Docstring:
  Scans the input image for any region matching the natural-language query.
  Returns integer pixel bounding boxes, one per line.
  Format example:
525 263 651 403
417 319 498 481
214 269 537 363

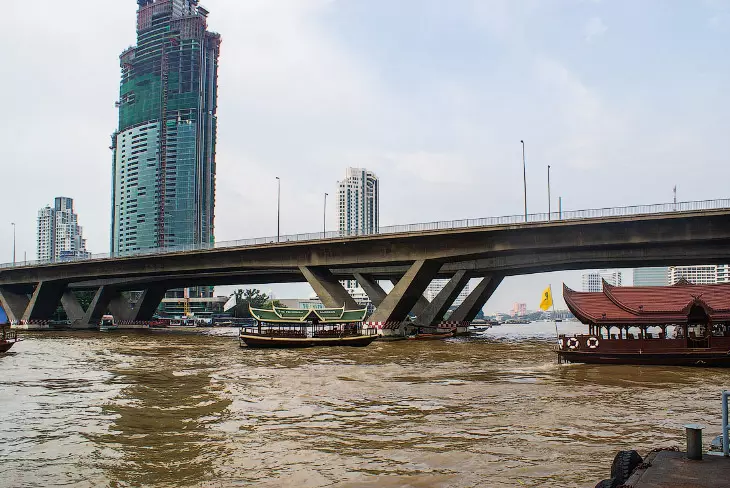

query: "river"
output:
0 322 727 487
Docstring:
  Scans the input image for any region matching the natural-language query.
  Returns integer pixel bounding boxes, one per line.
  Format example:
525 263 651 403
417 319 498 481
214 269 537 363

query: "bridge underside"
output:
2 210 730 325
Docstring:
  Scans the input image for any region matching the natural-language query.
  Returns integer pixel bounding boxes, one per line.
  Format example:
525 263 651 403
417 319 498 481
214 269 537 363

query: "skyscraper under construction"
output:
111 0 221 255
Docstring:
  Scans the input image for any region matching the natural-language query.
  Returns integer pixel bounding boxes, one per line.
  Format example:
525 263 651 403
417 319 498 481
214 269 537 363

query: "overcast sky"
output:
2 1 729 314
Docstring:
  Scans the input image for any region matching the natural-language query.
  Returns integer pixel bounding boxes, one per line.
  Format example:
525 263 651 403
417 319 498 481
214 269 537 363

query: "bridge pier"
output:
131 286 167 321
81 286 121 327
368 260 441 323
23 281 67 322
61 290 86 325
300 266 360 309
0 286 30 323
449 274 504 322
415 270 470 326
353 273 387 307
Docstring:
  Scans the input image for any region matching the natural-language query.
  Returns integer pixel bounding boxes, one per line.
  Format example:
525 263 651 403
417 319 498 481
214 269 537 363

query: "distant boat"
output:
407 329 454 340
0 326 20 352
99 315 118 332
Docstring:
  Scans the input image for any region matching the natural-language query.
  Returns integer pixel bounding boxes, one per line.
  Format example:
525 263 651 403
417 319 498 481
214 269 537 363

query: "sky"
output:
1 0 729 314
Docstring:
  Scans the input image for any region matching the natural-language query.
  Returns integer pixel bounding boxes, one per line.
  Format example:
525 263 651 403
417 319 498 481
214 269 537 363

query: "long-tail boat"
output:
0 326 20 353
239 305 376 348
557 280 730 366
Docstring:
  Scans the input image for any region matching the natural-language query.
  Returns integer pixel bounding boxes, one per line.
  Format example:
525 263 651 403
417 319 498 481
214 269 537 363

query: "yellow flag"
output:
539 286 553 311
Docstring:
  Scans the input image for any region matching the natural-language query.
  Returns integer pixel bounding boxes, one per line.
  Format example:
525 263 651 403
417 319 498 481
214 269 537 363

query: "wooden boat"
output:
407 329 454 340
239 305 376 349
557 281 730 367
0 326 20 353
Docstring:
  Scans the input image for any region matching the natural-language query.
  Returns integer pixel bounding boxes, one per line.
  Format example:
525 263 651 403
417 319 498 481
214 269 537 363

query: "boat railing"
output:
1 327 17 342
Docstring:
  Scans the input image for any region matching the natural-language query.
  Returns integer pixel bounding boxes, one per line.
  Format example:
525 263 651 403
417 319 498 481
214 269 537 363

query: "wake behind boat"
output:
239 305 376 348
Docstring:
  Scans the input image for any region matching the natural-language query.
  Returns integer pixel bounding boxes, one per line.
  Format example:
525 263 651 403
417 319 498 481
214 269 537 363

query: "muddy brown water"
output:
0 323 727 487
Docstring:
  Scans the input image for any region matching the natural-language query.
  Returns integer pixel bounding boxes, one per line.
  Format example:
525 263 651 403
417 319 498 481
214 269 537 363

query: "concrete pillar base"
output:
415 269 470 326
0 287 30 323
23 281 67 322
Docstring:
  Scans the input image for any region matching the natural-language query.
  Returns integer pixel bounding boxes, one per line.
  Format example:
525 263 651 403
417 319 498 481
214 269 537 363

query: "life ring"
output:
587 337 599 349
567 338 580 350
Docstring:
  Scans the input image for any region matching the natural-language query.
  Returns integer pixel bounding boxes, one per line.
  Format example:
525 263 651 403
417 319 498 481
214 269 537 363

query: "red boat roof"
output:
564 280 730 325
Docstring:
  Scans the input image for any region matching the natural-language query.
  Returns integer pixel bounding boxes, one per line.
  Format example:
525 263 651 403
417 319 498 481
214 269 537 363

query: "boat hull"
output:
239 334 376 348
558 350 730 367
408 332 454 340
0 341 17 353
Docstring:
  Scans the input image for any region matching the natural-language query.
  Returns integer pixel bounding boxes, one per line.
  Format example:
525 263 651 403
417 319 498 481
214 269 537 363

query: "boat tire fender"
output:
567 337 580 350
587 337 599 349
610 450 643 484
594 478 620 488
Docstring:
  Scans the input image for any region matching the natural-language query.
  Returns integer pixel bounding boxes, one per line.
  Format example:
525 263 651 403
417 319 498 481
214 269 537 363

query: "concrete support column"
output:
23 281 68 321
61 291 85 325
388 278 431 317
449 274 504 323
109 294 136 322
300 266 360 309
0 287 30 323
369 260 441 323
132 287 167 321
82 286 120 326
415 270 470 326
353 273 387 307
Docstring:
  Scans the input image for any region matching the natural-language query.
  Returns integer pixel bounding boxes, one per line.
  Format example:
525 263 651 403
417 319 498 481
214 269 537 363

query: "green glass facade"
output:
111 0 220 255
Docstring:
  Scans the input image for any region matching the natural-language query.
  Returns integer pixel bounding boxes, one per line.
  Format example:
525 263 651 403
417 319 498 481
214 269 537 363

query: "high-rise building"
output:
633 267 669 287
669 265 718 285
582 269 622 292
37 197 90 262
111 0 221 255
338 167 379 289
338 168 379 237
425 279 470 307
511 303 527 317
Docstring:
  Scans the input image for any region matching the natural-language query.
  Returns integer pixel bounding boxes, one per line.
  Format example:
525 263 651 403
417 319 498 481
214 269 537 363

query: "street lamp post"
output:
11 222 15 266
276 177 281 242
323 193 328 238
521 140 527 221
547 165 551 220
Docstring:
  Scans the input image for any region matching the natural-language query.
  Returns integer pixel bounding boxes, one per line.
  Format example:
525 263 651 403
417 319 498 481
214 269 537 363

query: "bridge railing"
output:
3 198 730 269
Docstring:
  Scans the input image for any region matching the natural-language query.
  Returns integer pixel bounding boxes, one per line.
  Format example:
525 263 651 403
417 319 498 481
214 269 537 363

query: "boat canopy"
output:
249 305 368 324
564 280 730 326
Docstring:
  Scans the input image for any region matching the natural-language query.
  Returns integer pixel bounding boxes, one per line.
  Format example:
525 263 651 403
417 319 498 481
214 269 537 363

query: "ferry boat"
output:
99 315 118 332
557 281 730 367
239 305 376 348
0 326 20 352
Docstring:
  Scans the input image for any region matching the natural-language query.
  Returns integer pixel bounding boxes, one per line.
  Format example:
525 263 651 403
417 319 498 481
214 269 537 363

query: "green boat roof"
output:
249 305 368 324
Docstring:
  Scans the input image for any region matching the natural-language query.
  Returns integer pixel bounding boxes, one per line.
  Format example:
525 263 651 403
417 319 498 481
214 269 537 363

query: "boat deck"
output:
626 450 730 487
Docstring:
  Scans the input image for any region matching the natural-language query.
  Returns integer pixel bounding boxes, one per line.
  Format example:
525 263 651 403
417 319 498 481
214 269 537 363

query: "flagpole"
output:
550 284 558 340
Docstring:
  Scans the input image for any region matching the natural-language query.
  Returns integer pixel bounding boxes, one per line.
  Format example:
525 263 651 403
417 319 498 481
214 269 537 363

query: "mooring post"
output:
684 424 704 460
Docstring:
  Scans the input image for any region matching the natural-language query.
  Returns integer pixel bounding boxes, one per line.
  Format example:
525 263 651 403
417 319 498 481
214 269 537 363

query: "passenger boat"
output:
99 315 118 332
0 326 21 353
239 305 376 348
557 281 730 367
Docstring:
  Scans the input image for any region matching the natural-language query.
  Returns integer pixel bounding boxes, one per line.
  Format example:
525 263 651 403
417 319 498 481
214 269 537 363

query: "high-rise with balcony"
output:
37 197 90 262
111 0 221 255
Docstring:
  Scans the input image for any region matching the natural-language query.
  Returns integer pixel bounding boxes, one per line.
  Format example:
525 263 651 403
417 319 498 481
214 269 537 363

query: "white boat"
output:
99 315 118 332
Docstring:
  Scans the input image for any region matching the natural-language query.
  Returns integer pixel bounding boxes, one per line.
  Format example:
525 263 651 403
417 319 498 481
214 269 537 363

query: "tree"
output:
229 288 270 318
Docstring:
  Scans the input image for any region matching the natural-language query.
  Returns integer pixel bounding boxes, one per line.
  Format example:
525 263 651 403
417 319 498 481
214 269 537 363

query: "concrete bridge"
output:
2 199 730 327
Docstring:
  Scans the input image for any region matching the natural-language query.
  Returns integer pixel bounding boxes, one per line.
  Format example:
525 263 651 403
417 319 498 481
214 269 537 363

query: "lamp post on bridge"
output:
276 177 281 243
521 140 527 222
548 165 551 220
11 222 15 266
323 192 328 238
